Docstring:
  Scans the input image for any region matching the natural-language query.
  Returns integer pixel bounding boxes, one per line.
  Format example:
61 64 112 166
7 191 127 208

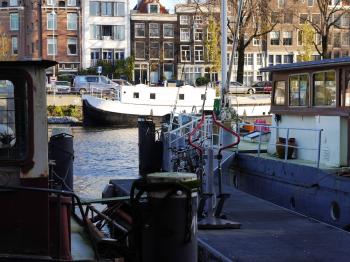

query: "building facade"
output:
131 0 177 84
81 0 130 70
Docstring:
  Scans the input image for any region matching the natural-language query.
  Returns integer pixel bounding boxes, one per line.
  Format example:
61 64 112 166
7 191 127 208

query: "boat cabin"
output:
261 57 350 167
0 60 58 258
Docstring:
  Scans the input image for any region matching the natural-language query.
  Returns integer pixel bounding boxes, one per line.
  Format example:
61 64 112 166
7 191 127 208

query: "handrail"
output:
188 113 206 156
212 112 240 156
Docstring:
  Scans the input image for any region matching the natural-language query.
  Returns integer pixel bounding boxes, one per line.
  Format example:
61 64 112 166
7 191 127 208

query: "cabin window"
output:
179 94 184 100
150 93 156 99
273 81 285 105
133 92 139 98
313 71 336 106
289 74 309 106
0 80 28 161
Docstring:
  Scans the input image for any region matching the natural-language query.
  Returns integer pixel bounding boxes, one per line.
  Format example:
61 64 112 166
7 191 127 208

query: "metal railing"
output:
238 123 323 168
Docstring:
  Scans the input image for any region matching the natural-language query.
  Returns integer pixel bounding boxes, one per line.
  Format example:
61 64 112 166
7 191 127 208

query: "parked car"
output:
228 81 256 95
252 81 272 94
72 75 117 94
112 79 132 86
46 81 71 94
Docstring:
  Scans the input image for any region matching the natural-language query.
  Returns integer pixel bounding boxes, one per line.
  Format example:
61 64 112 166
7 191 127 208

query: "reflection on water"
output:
71 127 139 198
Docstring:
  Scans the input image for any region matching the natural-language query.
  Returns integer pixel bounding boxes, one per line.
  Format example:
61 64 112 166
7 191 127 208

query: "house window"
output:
271 12 280 23
149 23 159 38
313 71 336 106
307 0 313 6
114 25 125 40
194 15 203 26
11 37 18 55
150 93 156 99
179 94 185 100
270 31 280 45
163 42 174 59
342 32 350 46
0 78 29 161
101 2 113 16
135 42 145 59
284 11 293 24
149 42 159 59
284 54 293 63
133 92 139 98
90 1 100 16
180 28 190 41
90 24 101 40
135 23 145 37
333 32 341 47
114 2 125 16
269 55 274 66
253 37 261 46
47 0 54 5
180 15 189 25
163 24 174 38
67 0 76 6
181 45 191 62
90 49 100 64
194 28 203 41
244 53 253 65
297 30 303 46
278 0 285 8
47 38 57 55
67 13 78 30
67 37 77 55
101 25 113 40
115 49 125 60
10 13 19 31
149 4 159 13
47 12 56 30
9 0 18 6
300 13 308 24
243 72 253 86
194 46 204 61
256 53 263 65
102 49 112 60
274 81 286 105
283 31 292 45
276 55 282 64
164 64 174 80
289 74 309 106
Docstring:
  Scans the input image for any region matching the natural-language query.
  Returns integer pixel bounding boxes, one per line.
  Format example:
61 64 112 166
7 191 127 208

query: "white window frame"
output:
163 42 174 60
194 28 203 41
114 25 125 40
148 3 159 13
67 37 78 55
114 2 125 16
67 13 77 30
47 37 57 56
307 0 313 7
253 37 261 46
46 0 55 6
135 41 145 60
194 15 203 26
67 0 76 7
47 12 57 30
180 15 189 25
149 23 159 38
163 24 174 38
10 13 19 31
135 23 145 38
181 45 191 62
256 53 263 66
9 0 18 6
149 42 160 60
194 45 204 62
278 0 285 8
11 36 18 55
180 28 190 42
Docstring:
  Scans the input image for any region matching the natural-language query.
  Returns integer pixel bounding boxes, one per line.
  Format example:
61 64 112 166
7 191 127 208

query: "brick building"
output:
130 0 177 84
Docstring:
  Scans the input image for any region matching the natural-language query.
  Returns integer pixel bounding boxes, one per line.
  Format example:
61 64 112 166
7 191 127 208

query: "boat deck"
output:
109 178 350 261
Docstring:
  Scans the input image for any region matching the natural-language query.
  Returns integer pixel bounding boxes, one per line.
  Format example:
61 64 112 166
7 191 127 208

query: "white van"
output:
72 75 117 94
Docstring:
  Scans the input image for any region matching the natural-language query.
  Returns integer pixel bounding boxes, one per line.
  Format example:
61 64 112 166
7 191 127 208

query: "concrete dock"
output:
109 178 350 261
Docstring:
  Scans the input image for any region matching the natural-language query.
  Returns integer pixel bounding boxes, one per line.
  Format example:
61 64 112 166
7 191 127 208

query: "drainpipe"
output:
38 0 42 59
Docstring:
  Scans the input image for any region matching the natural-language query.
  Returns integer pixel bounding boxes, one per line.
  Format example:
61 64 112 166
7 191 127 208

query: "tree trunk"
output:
236 39 245 84
321 34 329 59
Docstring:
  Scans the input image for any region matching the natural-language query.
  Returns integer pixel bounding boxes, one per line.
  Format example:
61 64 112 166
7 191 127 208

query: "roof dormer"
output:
148 3 159 14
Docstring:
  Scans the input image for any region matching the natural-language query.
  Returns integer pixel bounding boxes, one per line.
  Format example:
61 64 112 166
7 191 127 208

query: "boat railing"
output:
238 123 323 168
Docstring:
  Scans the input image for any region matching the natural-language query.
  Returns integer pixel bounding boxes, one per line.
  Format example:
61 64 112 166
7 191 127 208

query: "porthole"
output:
330 201 340 221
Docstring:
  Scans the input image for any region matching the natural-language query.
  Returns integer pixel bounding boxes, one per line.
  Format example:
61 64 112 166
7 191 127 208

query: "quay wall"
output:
47 94 82 106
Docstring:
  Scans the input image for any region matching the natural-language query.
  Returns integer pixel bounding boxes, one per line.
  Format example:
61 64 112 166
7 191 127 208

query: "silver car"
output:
72 75 117 94
228 81 256 95
47 81 71 94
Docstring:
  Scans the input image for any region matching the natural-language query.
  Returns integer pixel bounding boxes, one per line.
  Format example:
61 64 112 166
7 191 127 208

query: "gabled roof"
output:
260 57 350 72
133 0 168 14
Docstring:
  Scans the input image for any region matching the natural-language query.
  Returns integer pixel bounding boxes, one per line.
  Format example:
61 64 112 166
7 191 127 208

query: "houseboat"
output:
229 57 350 229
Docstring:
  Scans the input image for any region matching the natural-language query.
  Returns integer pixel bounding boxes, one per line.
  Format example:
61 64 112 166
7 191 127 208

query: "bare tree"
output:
296 0 350 59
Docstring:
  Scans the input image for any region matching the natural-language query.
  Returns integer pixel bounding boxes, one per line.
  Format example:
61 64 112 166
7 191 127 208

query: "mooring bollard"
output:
131 172 198 262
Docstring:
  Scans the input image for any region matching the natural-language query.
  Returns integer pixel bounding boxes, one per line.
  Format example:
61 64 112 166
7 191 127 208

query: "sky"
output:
129 0 186 13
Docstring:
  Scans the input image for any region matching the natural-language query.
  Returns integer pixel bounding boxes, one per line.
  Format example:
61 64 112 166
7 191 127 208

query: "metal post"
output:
258 127 262 157
220 0 227 107
284 128 290 161
317 129 322 168
206 147 215 217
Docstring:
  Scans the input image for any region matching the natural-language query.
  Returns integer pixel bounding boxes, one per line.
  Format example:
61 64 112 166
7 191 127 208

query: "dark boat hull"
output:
82 99 164 127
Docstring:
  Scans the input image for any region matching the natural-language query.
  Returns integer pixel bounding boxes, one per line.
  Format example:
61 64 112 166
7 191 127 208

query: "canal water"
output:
71 127 139 198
